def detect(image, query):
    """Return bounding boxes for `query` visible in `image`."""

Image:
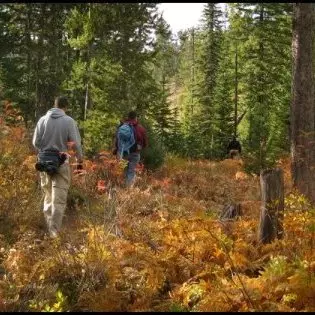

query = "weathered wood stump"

[258,168,284,244]
[220,203,242,221]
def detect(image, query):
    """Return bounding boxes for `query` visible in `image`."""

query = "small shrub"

[80,110,118,158]
[141,121,165,171]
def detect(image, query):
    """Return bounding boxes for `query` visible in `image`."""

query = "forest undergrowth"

[0,116,314,312]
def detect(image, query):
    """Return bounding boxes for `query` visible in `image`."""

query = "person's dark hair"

[128,111,137,120]
[54,96,69,109]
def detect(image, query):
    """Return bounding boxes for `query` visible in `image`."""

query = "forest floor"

[0,119,314,312]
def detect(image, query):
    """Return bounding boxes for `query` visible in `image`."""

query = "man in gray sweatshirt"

[33,96,83,238]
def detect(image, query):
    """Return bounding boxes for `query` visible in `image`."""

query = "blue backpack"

[117,123,136,158]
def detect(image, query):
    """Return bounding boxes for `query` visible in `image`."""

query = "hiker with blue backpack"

[113,111,147,187]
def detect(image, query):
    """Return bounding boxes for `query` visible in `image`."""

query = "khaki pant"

[40,163,71,236]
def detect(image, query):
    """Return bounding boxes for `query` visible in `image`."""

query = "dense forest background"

[0,3,292,173]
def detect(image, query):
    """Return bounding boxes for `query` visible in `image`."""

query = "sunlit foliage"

[0,114,314,312]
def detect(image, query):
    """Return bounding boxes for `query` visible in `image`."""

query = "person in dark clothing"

[113,111,148,187]
[227,136,242,159]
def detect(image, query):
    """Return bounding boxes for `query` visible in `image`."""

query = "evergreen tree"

[174,28,204,157]
[0,3,76,123]
[228,3,292,172]
[212,33,235,158]
[150,15,179,148]
[65,3,163,155]
[197,3,224,158]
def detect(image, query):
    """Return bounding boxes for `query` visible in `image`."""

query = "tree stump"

[220,203,242,221]
[258,168,284,244]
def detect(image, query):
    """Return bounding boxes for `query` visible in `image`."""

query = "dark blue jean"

[123,152,140,187]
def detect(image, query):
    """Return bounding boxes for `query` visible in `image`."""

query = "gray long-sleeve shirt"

[32,108,83,161]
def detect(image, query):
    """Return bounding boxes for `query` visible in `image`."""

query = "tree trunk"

[312,4,315,134]
[258,168,284,244]
[191,27,195,114]
[258,4,265,170]
[291,3,315,203]
[26,4,32,124]
[234,41,238,137]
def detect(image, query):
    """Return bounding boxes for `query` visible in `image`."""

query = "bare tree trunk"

[234,41,238,137]
[258,4,265,170]
[84,82,89,121]
[291,3,315,203]
[26,4,32,124]
[84,3,91,122]
[191,27,195,115]
[312,4,315,129]
[258,168,284,244]
[35,3,46,117]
